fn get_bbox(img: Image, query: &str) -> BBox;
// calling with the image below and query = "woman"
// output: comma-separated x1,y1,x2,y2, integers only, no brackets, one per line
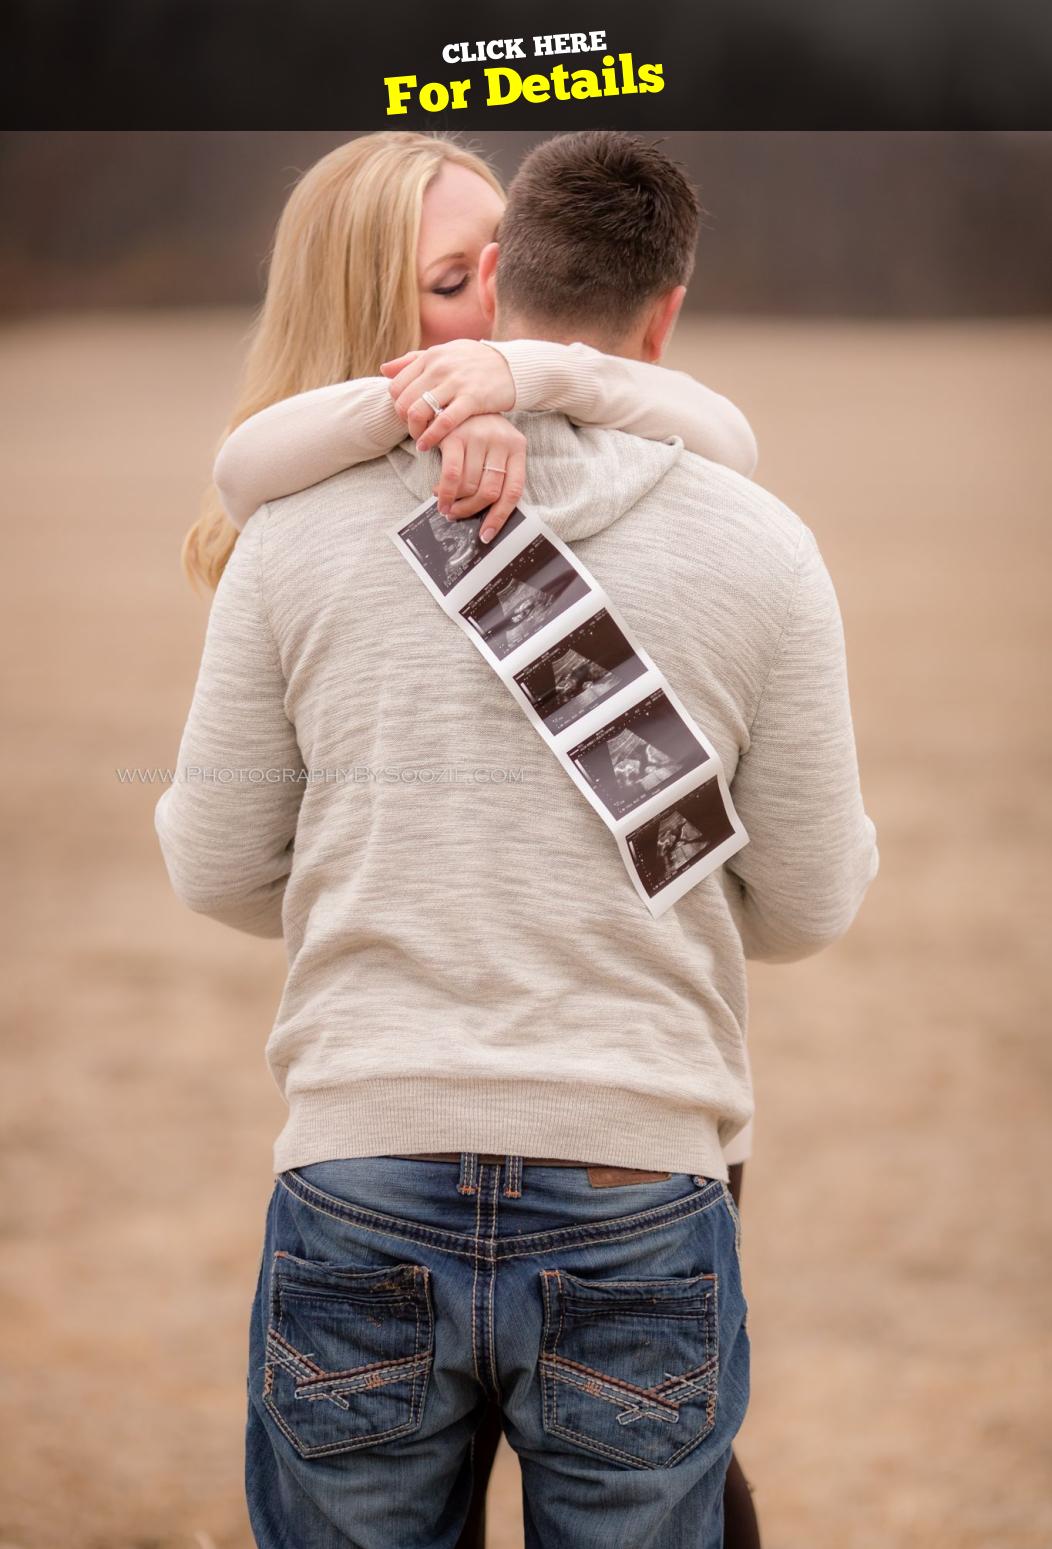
185,130,760,1547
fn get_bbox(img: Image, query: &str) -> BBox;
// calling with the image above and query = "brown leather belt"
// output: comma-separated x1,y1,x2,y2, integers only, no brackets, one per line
391,1152,676,1188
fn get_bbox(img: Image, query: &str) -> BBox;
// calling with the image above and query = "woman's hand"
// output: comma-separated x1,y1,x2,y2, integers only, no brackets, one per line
381,340,516,450
431,413,526,544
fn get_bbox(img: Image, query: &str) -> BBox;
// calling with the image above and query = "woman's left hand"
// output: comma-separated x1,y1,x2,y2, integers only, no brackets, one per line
431,413,526,544
381,340,516,449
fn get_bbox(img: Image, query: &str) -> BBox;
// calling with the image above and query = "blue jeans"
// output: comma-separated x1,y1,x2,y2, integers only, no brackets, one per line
245,1153,750,1548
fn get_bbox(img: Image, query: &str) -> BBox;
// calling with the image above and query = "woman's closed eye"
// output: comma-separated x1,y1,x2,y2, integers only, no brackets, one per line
431,273,469,297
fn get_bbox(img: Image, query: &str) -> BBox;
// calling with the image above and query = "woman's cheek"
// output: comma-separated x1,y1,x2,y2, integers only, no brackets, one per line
455,293,489,341
419,293,489,348
417,298,444,349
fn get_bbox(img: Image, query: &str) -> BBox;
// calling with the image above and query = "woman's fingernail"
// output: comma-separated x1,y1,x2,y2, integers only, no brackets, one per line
479,527,493,543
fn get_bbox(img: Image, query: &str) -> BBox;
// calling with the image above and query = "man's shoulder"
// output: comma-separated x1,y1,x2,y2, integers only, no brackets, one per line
650,445,813,577
261,453,413,527
672,446,806,532
562,420,809,553
249,455,427,591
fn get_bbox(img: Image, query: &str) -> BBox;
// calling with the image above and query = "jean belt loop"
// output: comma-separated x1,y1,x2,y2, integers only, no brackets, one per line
457,1152,480,1195
502,1154,524,1198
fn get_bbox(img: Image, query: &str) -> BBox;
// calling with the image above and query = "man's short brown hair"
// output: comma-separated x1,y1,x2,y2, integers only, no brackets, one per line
495,131,701,337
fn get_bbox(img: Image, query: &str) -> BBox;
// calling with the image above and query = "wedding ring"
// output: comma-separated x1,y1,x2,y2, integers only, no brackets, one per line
482,464,506,474
420,389,444,417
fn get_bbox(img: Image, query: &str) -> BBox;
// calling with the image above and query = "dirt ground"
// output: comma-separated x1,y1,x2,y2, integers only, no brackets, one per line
0,312,1049,1548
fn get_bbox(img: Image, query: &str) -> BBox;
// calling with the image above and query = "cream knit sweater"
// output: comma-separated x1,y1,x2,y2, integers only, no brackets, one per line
157,402,878,1180
211,340,760,532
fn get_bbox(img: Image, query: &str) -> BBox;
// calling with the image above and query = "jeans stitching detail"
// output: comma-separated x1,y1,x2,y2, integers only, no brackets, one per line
538,1270,720,1469
501,1188,728,1258
721,1184,748,1335
262,1254,435,1457
278,1170,725,1262
470,1171,484,1388
483,1166,502,1402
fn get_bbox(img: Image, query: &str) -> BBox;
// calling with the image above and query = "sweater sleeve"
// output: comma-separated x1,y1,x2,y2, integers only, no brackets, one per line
484,339,759,478
725,525,880,962
153,509,304,937
213,378,407,532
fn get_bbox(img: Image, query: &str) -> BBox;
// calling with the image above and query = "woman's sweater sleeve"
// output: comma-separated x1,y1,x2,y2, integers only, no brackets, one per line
213,343,758,532
213,378,407,531
486,339,759,478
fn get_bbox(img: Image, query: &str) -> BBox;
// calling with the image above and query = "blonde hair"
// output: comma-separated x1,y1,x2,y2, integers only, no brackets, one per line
182,132,504,593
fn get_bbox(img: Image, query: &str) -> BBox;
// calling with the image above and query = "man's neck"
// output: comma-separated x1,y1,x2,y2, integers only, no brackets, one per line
495,313,640,361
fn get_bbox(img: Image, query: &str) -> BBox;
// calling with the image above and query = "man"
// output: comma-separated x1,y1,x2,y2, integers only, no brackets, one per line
155,132,878,1548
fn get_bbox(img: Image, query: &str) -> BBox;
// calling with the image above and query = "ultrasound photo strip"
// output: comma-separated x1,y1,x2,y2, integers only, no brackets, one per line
388,496,748,918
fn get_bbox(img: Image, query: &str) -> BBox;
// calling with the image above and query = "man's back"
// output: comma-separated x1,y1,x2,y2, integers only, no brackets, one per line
157,411,877,1180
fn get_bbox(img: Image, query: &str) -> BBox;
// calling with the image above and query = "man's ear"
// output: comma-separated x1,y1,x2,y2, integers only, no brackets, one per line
478,241,499,329
641,284,687,363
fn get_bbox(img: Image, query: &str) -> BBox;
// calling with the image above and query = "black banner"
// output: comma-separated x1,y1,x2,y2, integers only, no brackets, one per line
6,0,1052,129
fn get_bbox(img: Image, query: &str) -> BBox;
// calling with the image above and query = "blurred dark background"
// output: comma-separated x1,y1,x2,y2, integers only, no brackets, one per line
2,130,1051,318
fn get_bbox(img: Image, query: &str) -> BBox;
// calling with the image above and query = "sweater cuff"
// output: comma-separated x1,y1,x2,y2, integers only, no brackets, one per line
482,338,575,414
351,380,409,450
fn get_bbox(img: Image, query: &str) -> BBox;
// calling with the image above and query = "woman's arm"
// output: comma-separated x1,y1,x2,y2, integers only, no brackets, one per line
213,378,406,531
488,339,759,478
216,338,759,532
386,338,759,478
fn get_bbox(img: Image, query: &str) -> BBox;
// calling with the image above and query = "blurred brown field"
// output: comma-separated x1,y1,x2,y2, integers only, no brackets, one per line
0,310,1049,1548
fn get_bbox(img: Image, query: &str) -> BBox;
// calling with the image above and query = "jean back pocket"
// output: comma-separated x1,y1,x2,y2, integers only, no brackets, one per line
539,1266,719,1470
264,1250,434,1459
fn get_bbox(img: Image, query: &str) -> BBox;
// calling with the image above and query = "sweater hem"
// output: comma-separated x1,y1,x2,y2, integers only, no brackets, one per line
272,1077,733,1182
